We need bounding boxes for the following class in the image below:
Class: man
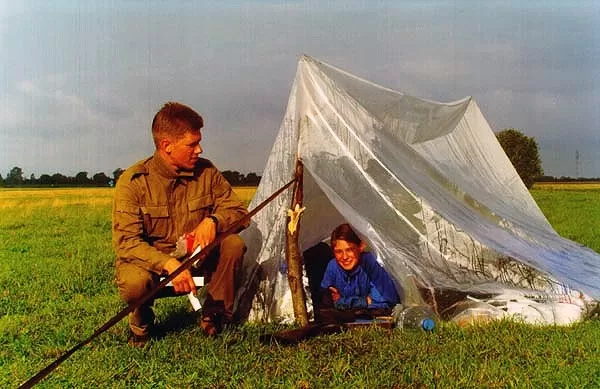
[112,102,248,347]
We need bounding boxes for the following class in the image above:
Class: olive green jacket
[112,151,248,274]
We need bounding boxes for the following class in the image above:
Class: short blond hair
[151,102,204,147]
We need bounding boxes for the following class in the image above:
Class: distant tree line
[221,170,261,186]
[535,175,600,182]
[495,128,600,186]
[0,166,261,187]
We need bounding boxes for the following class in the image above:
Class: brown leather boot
[127,330,149,348]
[199,313,222,337]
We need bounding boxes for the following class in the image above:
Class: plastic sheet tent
[235,55,600,323]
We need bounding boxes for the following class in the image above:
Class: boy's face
[332,239,365,271]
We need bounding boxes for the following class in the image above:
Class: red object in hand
[185,233,195,255]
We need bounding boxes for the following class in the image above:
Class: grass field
[1,185,599,388]
[533,181,600,191]
[531,183,600,252]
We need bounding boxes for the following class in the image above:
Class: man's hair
[331,223,362,247]
[151,102,204,147]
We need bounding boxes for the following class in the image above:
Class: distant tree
[112,168,124,185]
[536,175,557,183]
[244,172,261,186]
[0,174,4,187]
[496,128,543,189]
[39,174,52,185]
[92,172,111,186]
[28,173,37,185]
[51,173,69,186]
[222,170,243,186]
[5,166,24,186]
[75,171,90,186]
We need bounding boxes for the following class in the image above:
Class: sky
[1,0,599,179]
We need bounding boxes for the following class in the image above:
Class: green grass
[531,188,600,252]
[1,187,600,388]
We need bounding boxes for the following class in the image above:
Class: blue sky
[1,0,599,178]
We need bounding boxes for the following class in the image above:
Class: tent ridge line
[302,62,471,279]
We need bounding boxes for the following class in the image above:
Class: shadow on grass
[152,307,199,340]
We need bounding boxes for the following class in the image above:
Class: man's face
[332,239,363,271]
[167,130,203,171]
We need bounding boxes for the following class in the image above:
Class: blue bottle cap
[421,318,435,331]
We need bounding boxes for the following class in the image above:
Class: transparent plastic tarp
[236,55,600,322]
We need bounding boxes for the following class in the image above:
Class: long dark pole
[19,177,297,389]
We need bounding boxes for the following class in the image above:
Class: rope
[19,177,297,389]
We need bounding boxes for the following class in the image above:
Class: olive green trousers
[116,234,246,336]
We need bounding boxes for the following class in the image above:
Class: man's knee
[220,234,246,261]
[116,263,157,304]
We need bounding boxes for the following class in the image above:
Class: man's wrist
[163,257,180,274]
[208,215,219,231]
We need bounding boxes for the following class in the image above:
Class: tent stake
[285,159,309,326]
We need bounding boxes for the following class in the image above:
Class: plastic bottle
[449,300,506,327]
[393,304,437,331]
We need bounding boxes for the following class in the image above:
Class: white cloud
[0,71,155,176]
[5,75,139,136]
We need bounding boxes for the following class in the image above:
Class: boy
[320,223,400,314]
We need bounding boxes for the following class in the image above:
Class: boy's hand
[328,287,340,302]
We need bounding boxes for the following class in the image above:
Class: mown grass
[1,186,599,388]
[531,185,600,252]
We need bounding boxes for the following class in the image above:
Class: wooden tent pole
[285,158,309,326]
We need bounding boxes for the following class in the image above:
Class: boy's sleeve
[367,282,391,309]
[319,260,339,309]
[319,259,336,289]
[363,252,401,307]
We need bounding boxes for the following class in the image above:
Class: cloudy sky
[1,0,599,179]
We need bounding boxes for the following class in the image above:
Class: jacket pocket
[140,205,170,238]
[187,194,213,229]
[188,194,214,213]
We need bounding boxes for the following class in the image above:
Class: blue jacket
[320,252,400,310]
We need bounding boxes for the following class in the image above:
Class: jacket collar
[149,151,196,179]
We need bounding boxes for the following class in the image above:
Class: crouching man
[112,102,248,347]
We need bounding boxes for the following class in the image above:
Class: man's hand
[163,258,196,295]
[192,217,217,250]
[328,287,340,303]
